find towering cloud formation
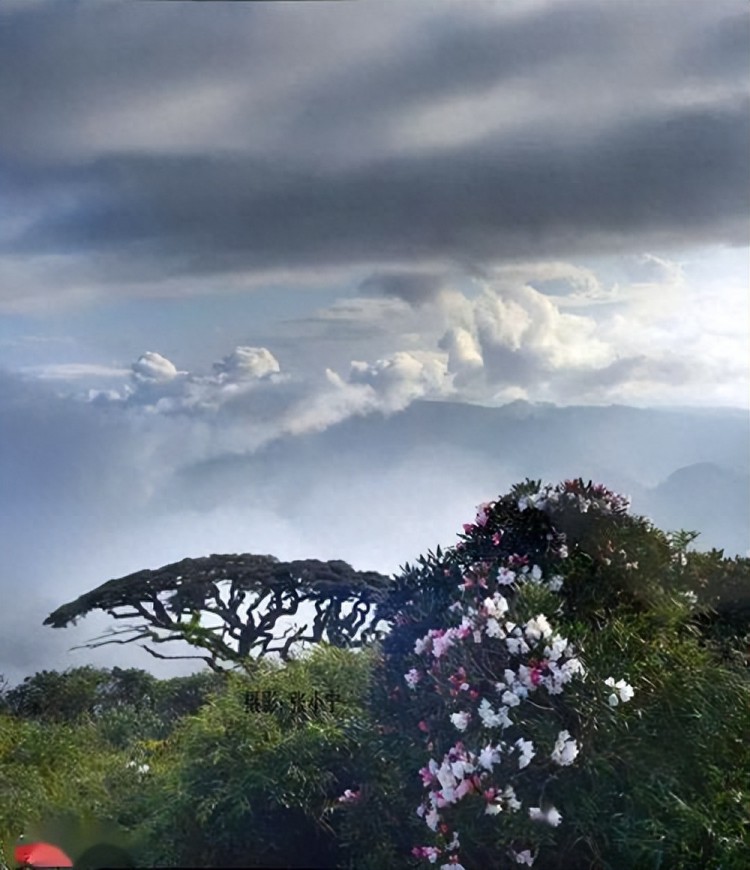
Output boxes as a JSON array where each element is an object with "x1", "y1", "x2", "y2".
[
  {"x1": 212, "y1": 347, "x2": 281, "y2": 381},
  {"x1": 132, "y1": 352, "x2": 181, "y2": 384}
]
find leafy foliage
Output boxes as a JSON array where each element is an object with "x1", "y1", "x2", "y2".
[
  {"x1": 5, "y1": 478, "x2": 748, "y2": 869},
  {"x1": 135, "y1": 645, "x2": 377, "y2": 868}
]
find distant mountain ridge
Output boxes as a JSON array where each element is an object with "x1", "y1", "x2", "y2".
[{"x1": 168, "y1": 400, "x2": 749, "y2": 557}]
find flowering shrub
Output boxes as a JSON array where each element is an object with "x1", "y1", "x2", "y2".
[
  {"x1": 341, "y1": 479, "x2": 750, "y2": 870},
  {"x1": 391, "y1": 482, "x2": 639, "y2": 868}
]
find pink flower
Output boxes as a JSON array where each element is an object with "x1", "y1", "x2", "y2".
[
  {"x1": 463, "y1": 523, "x2": 475, "y2": 534},
  {"x1": 475, "y1": 502, "x2": 492, "y2": 526},
  {"x1": 530, "y1": 661, "x2": 548, "y2": 686},
  {"x1": 419, "y1": 720, "x2": 430, "y2": 733},
  {"x1": 412, "y1": 845, "x2": 441, "y2": 863},
  {"x1": 448, "y1": 667, "x2": 467, "y2": 687},
  {"x1": 337, "y1": 788, "x2": 361, "y2": 803},
  {"x1": 419, "y1": 766, "x2": 436, "y2": 786},
  {"x1": 492, "y1": 531, "x2": 503, "y2": 546}
]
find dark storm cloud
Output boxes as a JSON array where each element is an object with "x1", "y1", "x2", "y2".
[
  {"x1": 358, "y1": 272, "x2": 448, "y2": 306},
  {"x1": 283, "y1": 1, "x2": 623, "y2": 143},
  {"x1": 677, "y1": 10, "x2": 750, "y2": 80},
  {"x1": 9, "y1": 99, "x2": 748, "y2": 275},
  {"x1": 0, "y1": 0, "x2": 748, "y2": 294},
  {"x1": 0, "y1": 1, "x2": 273, "y2": 153}
]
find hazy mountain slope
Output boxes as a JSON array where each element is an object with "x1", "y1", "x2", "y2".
[
  {"x1": 637, "y1": 462, "x2": 750, "y2": 556},
  {"x1": 167, "y1": 401, "x2": 749, "y2": 556}
]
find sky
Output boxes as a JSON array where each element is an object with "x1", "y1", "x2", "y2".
[{"x1": 0, "y1": 0, "x2": 748, "y2": 684}]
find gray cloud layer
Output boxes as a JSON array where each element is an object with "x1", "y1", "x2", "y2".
[{"x1": 1, "y1": 0, "x2": 747, "y2": 299}]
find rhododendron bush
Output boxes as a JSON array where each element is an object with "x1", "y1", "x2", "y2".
[{"x1": 335, "y1": 480, "x2": 750, "y2": 870}]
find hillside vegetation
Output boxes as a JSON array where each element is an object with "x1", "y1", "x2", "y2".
[{"x1": 2, "y1": 480, "x2": 748, "y2": 869}]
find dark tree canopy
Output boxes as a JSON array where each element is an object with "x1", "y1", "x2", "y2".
[{"x1": 44, "y1": 553, "x2": 393, "y2": 670}]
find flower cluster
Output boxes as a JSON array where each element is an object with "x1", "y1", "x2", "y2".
[
  {"x1": 402, "y1": 487, "x2": 637, "y2": 868},
  {"x1": 517, "y1": 480, "x2": 632, "y2": 517}
]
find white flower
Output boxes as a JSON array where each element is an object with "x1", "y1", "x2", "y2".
[
  {"x1": 547, "y1": 574, "x2": 564, "y2": 592},
  {"x1": 415, "y1": 636, "x2": 429, "y2": 655},
  {"x1": 514, "y1": 849, "x2": 535, "y2": 865},
  {"x1": 497, "y1": 567, "x2": 516, "y2": 585},
  {"x1": 524, "y1": 614, "x2": 554, "y2": 642},
  {"x1": 515, "y1": 738, "x2": 535, "y2": 768},
  {"x1": 447, "y1": 830, "x2": 461, "y2": 851},
  {"x1": 561, "y1": 657, "x2": 585, "y2": 679},
  {"x1": 483, "y1": 594, "x2": 509, "y2": 619},
  {"x1": 451, "y1": 759, "x2": 474, "y2": 779},
  {"x1": 605, "y1": 676, "x2": 634, "y2": 704},
  {"x1": 405, "y1": 668, "x2": 421, "y2": 689},
  {"x1": 503, "y1": 785, "x2": 522, "y2": 812},
  {"x1": 551, "y1": 730, "x2": 579, "y2": 766},
  {"x1": 425, "y1": 807, "x2": 440, "y2": 831},
  {"x1": 485, "y1": 617, "x2": 504, "y2": 639},
  {"x1": 544, "y1": 636, "x2": 566, "y2": 662},
  {"x1": 437, "y1": 764, "x2": 457, "y2": 792},
  {"x1": 484, "y1": 801, "x2": 502, "y2": 816},
  {"x1": 501, "y1": 690, "x2": 521, "y2": 708},
  {"x1": 505, "y1": 637, "x2": 530, "y2": 655},
  {"x1": 616, "y1": 679, "x2": 635, "y2": 702},
  {"x1": 450, "y1": 711, "x2": 471, "y2": 732},
  {"x1": 529, "y1": 806, "x2": 562, "y2": 826},
  {"x1": 478, "y1": 699, "x2": 512, "y2": 729},
  {"x1": 440, "y1": 786, "x2": 456, "y2": 805},
  {"x1": 478, "y1": 744, "x2": 501, "y2": 771}
]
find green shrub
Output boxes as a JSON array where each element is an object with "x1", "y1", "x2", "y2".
[{"x1": 135, "y1": 645, "x2": 377, "y2": 868}]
